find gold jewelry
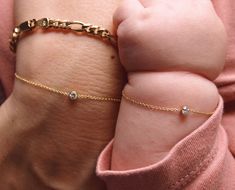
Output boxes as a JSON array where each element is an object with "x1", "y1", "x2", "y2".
[
  {"x1": 10, "y1": 18, "x2": 116, "y2": 52},
  {"x1": 15, "y1": 73, "x2": 121, "y2": 103},
  {"x1": 122, "y1": 91, "x2": 214, "y2": 116}
]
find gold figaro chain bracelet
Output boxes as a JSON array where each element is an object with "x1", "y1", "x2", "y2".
[
  {"x1": 122, "y1": 91, "x2": 215, "y2": 116},
  {"x1": 10, "y1": 18, "x2": 116, "y2": 52},
  {"x1": 15, "y1": 73, "x2": 121, "y2": 103}
]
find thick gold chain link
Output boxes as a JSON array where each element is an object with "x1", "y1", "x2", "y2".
[{"x1": 10, "y1": 18, "x2": 116, "y2": 52}]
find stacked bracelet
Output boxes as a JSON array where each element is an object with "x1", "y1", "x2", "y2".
[
  {"x1": 12, "y1": 18, "x2": 214, "y2": 116},
  {"x1": 11, "y1": 18, "x2": 118, "y2": 103},
  {"x1": 10, "y1": 18, "x2": 116, "y2": 52}
]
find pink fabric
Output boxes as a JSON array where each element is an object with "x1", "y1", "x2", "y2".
[
  {"x1": 96, "y1": 0, "x2": 235, "y2": 189},
  {"x1": 0, "y1": 0, "x2": 15, "y2": 103},
  {"x1": 97, "y1": 98, "x2": 235, "y2": 189},
  {"x1": 213, "y1": 0, "x2": 235, "y2": 157},
  {"x1": 0, "y1": 0, "x2": 235, "y2": 189},
  {"x1": 214, "y1": 0, "x2": 235, "y2": 103}
]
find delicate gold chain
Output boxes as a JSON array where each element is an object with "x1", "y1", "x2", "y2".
[
  {"x1": 78, "y1": 94, "x2": 121, "y2": 102},
  {"x1": 10, "y1": 18, "x2": 116, "y2": 52},
  {"x1": 15, "y1": 73, "x2": 214, "y2": 115},
  {"x1": 122, "y1": 91, "x2": 214, "y2": 116},
  {"x1": 15, "y1": 73, "x2": 121, "y2": 103}
]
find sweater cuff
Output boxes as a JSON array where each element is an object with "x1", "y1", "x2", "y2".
[{"x1": 96, "y1": 96, "x2": 224, "y2": 190}]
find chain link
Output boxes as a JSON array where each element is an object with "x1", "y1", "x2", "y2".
[
  {"x1": 10, "y1": 18, "x2": 116, "y2": 52},
  {"x1": 122, "y1": 92, "x2": 214, "y2": 116},
  {"x1": 15, "y1": 73, "x2": 214, "y2": 115},
  {"x1": 15, "y1": 73, "x2": 121, "y2": 103}
]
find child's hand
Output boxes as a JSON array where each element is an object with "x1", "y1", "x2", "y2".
[
  {"x1": 114, "y1": 0, "x2": 227, "y2": 80},
  {"x1": 111, "y1": 0, "x2": 226, "y2": 170}
]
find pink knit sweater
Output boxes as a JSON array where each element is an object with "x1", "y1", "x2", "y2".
[
  {"x1": 0, "y1": 0, "x2": 234, "y2": 189},
  {"x1": 96, "y1": 0, "x2": 235, "y2": 189}
]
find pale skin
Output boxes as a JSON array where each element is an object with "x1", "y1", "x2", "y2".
[
  {"x1": 0, "y1": 0, "x2": 124, "y2": 189},
  {"x1": 111, "y1": 0, "x2": 227, "y2": 170},
  {"x1": 0, "y1": 0, "x2": 227, "y2": 189}
]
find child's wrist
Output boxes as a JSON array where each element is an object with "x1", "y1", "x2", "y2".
[
  {"x1": 124, "y1": 71, "x2": 219, "y2": 113},
  {"x1": 112, "y1": 71, "x2": 219, "y2": 170}
]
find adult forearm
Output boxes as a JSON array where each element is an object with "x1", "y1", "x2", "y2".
[{"x1": 0, "y1": 0, "x2": 124, "y2": 189}]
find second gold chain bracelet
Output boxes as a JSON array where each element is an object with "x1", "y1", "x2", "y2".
[
  {"x1": 15, "y1": 73, "x2": 121, "y2": 103},
  {"x1": 15, "y1": 73, "x2": 214, "y2": 116}
]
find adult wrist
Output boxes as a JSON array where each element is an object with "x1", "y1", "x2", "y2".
[{"x1": 14, "y1": 30, "x2": 124, "y2": 103}]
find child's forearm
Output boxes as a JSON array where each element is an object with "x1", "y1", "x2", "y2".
[{"x1": 111, "y1": 71, "x2": 219, "y2": 170}]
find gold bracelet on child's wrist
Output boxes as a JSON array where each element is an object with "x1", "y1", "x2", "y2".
[{"x1": 122, "y1": 91, "x2": 215, "y2": 116}]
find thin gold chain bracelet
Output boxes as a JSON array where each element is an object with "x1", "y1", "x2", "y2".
[
  {"x1": 15, "y1": 73, "x2": 121, "y2": 103},
  {"x1": 15, "y1": 72, "x2": 214, "y2": 115},
  {"x1": 10, "y1": 18, "x2": 116, "y2": 52},
  {"x1": 122, "y1": 91, "x2": 215, "y2": 116}
]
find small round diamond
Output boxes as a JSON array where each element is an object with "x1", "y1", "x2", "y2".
[
  {"x1": 181, "y1": 105, "x2": 190, "y2": 116},
  {"x1": 68, "y1": 91, "x2": 78, "y2": 101}
]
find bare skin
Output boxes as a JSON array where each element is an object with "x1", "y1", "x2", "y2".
[
  {"x1": 0, "y1": 0, "x2": 227, "y2": 189},
  {"x1": 114, "y1": 0, "x2": 226, "y2": 80},
  {"x1": 111, "y1": 0, "x2": 227, "y2": 170},
  {"x1": 0, "y1": 0, "x2": 125, "y2": 189}
]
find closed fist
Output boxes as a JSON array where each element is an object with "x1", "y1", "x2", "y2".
[{"x1": 114, "y1": 0, "x2": 227, "y2": 80}]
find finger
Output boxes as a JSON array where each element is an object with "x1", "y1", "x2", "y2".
[{"x1": 113, "y1": 0, "x2": 144, "y2": 28}]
